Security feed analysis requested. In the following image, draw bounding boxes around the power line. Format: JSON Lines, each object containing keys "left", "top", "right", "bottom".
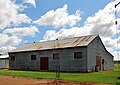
{"left": 101, "top": 21, "right": 114, "bottom": 36}
{"left": 114, "top": 1, "right": 120, "bottom": 79}
{"left": 0, "top": 27, "right": 7, "bottom": 33}
{"left": 101, "top": 0, "right": 119, "bottom": 37}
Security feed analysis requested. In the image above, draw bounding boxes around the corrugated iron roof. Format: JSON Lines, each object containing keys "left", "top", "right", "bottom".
{"left": 10, "top": 35, "right": 98, "bottom": 53}
{"left": 0, "top": 55, "right": 9, "bottom": 59}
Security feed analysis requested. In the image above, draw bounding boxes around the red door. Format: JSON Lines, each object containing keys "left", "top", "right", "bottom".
{"left": 96, "top": 56, "right": 101, "bottom": 67}
{"left": 40, "top": 57, "right": 49, "bottom": 70}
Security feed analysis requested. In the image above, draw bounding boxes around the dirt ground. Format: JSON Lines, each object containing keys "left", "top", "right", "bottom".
{"left": 0, "top": 76, "right": 110, "bottom": 85}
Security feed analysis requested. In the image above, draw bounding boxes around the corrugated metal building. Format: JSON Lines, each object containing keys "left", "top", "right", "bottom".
{"left": 9, "top": 35, "right": 114, "bottom": 72}
{"left": 0, "top": 54, "right": 9, "bottom": 69}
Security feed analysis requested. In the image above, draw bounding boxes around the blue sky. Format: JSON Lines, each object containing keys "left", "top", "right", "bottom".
{"left": 0, "top": 0, "right": 120, "bottom": 60}
{"left": 20, "top": 0, "right": 112, "bottom": 43}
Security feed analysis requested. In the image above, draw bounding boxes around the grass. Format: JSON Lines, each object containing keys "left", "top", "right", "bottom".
{"left": 62, "top": 71, "right": 120, "bottom": 84}
{"left": 0, "top": 65, "right": 120, "bottom": 84}
{"left": 114, "top": 64, "right": 119, "bottom": 71}
{"left": 0, "top": 70, "right": 120, "bottom": 84}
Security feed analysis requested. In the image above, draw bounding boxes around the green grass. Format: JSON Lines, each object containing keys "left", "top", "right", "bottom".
{"left": 0, "top": 65, "right": 120, "bottom": 84}
{"left": 114, "top": 64, "right": 119, "bottom": 71}
{"left": 0, "top": 70, "right": 56, "bottom": 79}
{"left": 0, "top": 70, "right": 120, "bottom": 84}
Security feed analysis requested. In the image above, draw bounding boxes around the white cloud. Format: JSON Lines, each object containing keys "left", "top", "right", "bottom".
{"left": 111, "top": 51, "right": 120, "bottom": 60}
{"left": 43, "top": 30, "right": 56, "bottom": 40}
{"left": 43, "top": 1, "right": 119, "bottom": 40}
{"left": 3, "top": 26, "right": 39, "bottom": 37}
{"left": 5, "top": 36, "right": 22, "bottom": 46}
{"left": 84, "top": 0, "right": 120, "bottom": 60}
{"left": 0, "top": 26, "right": 39, "bottom": 54}
{"left": 85, "top": 8, "right": 116, "bottom": 38}
{"left": 43, "top": 27, "right": 89, "bottom": 41}
{"left": 0, "top": 0, "right": 38, "bottom": 53}
{"left": 23, "top": 0, "right": 36, "bottom": 7}
{"left": 34, "top": 4, "right": 81, "bottom": 28}
{"left": 43, "top": 1, "right": 120, "bottom": 60}
{"left": 0, "top": 0, "right": 32, "bottom": 30}
{"left": 0, "top": 0, "right": 18, "bottom": 29}
{"left": 0, "top": 34, "right": 21, "bottom": 46}
{"left": 11, "top": 14, "right": 32, "bottom": 26}
{"left": 0, "top": 0, "right": 38, "bottom": 54}
{"left": 0, "top": 34, "right": 9, "bottom": 45}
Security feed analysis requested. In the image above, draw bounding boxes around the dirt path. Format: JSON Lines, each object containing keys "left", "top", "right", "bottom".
{"left": 0, "top": 76, "right": 51, "bottom": 85}
{"left": 0, "top": 76, "right": 110, "bottom": 85}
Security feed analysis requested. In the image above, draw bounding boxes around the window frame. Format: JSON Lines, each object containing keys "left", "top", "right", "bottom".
{"left": 10, "top": 56, "right": 15, "bottom": 61}
{"left": 31, "top": 55, "right": 36, "bottom": 60}
{"left": 74, "top": 52, "right": 82, "bottom": 59}
{"left": 53, "top": 53, "right": 59, "bottom": 60}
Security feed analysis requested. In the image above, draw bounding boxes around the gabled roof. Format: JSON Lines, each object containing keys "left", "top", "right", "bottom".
{"left": 10, "top": 35, "right": 98, "bottom": 53}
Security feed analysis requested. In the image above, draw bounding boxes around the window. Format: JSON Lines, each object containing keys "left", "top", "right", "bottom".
{"left": 11, "top": 56, "right": 15, "bottom": 61}
{"left": 31, "top": 55, "right": 36, "bottom": 60}
{"left": 74, "top": 52, "right": 82, "bottom": 59}
{"left": 53, "top": 53, "right": 59, "bottom": 60}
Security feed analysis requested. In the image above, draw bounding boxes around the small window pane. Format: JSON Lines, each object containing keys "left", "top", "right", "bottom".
{"left": 11, "top": 56, "right": 15, "bottom": 61}
{"left": 53, "top": 53, "right": 59, "bottom": 60}
{"left": 74, "top": 52, "right": 82, "bottom": 59}
{"left": 31, "top": 55, "right": 36, "bottom": 60}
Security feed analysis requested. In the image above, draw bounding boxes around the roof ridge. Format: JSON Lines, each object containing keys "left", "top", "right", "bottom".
{"left": 31, "top": 34, "right": 99, "bottom": 44}
{"left": 10, "top": 34, "right": 98, "bottom": 53}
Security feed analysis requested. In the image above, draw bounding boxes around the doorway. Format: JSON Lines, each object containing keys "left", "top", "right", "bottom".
{"left": 40, "top": 57, "right": 49, "bottom": 70}
{"left": 96, "top": 56, "right": 101, "bottom": 71}
{"left": 102, "top": 59, "right": 105, "bottom": 71}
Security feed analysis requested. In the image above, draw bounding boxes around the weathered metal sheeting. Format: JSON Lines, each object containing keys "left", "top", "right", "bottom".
{"left": 0, "top": 55, "right": 9, "bottom": 59}
{"left": 10, "top": 35, "right": 98, "bottom": 52}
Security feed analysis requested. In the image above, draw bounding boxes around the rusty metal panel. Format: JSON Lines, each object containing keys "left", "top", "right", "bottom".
{"left": 10, "top": 35, "right": 98, "bottom": 53}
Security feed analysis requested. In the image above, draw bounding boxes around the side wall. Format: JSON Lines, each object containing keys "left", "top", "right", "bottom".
{"left": 87, "top": 36, "right": 114, "bottom": 71}
{"left": 9, "top": 47, "right": 87, "bottom": 71}
{"left": 0, "top": 59, "right": 9, "bottom": 69}
{"left": 49, "top": 47, "right": 87, "bottom": 71}
{"left": 9, "top": 52, "right": 40, "bottom": 70}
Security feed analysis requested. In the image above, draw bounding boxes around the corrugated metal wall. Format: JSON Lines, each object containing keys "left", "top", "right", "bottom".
{"left": 9, "top": 36, "right": 113, "bottom": 72}
{"left": 87, "top": 36, "right": 114, "bottom": 72}
{"left": 9, "top": 47, "right": 87, "bottom": 71}
{"left": 0, "top": 59, "right": 9, "bottom": 69}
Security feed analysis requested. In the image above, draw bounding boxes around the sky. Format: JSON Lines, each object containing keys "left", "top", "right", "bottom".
{"left": 0, "top": 0, "right": 120, "bottom": 60}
